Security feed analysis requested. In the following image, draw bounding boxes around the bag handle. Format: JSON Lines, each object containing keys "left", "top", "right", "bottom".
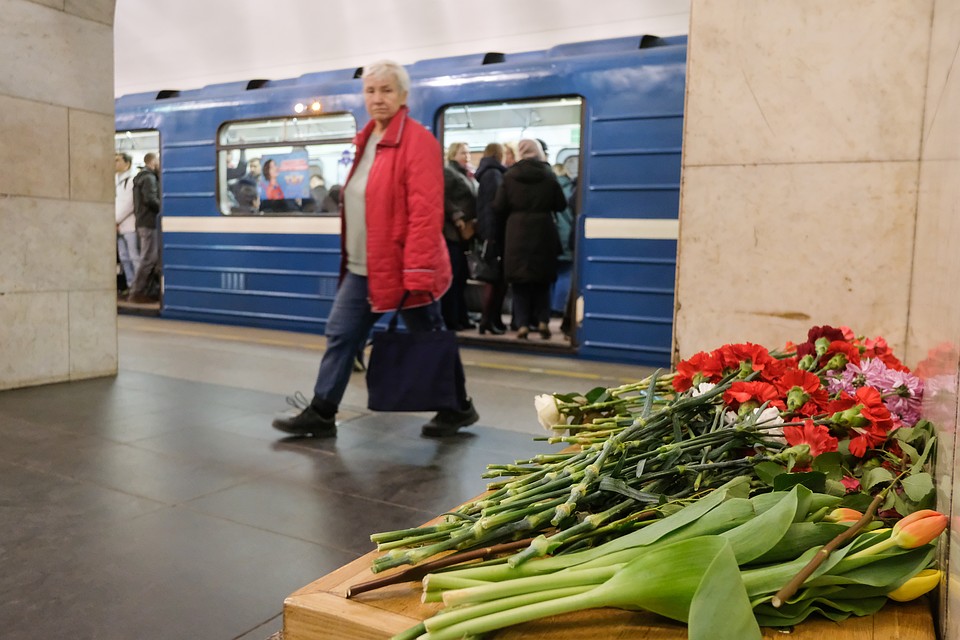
{"left": 384, "top": 291, "right": 439, "bottom": 332}
{"left": 385, "top": 292, "right": 411, "bottom": 332}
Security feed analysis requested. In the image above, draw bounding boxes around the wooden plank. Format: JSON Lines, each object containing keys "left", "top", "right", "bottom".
{"left": 285, "top": 545, "right": 937, "bottom": 640}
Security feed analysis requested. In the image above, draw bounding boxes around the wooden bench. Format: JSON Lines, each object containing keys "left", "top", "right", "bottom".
{"left": 284, "top": 539, "right": 937, "bottom": 640}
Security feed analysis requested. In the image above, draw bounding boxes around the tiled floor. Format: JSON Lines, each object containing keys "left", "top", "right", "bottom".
{"left": 0, "top": 316, "right": 649, "bottom": 640}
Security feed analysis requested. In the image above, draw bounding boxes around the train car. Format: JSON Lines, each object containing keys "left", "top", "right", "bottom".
{"left": 114, "top": 34, "right": 686, "bottom": 366}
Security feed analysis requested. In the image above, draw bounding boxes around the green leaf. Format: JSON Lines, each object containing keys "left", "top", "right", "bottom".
{"left": 897, "top": 440, "right": 922, "bottom": 467}
{"left": 812, "top": 452, "right": 843, "bottom": 481}
{"left": 774, "top": 471, "right": 826, "bottom": 493}
{"left": 910, "top": 436, "right": 937, "bottom": 475}
{"left": 688, "top": 540, "right": 761, "bottom": 640}
{"left": 583, "top": 387, "right": 608, "bottom": 404}
{"left": 862, "top": 467, "right": 894, "bottom": 490}
{"left": 824, "top": 479, "right": 846, "bottom": 497}
{"left": 901, "top": 472, "right": 935, "bottom": 504}
{"left": 892, "top": 427, "right": 916, "bottom": 443}
{"left": 840, "top": 492, "right": 875, "bottom": 512}
{"left": 754, "top": 461, "right": 786, "bottom": 487}
{"left": 750, "top": 522, "right": 850, "bottom": 564}
{"left": 720, "top": 489, "right": 800, "bottom": 564}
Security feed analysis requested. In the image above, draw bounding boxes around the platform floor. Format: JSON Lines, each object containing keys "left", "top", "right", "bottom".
{"left": 0, "top": 316, "right": 649, "bottom": 640}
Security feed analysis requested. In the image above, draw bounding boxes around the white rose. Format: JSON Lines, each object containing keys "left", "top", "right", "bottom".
{"left": 534, "top": 394, "right": 561, "bottom": 432}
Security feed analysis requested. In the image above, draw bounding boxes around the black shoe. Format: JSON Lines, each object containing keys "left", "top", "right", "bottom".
{"left": 272, "top": 393, "right": 336, "bottom": 437}
{"left": 421, "top": 398, "right": 479, "bottom": 437}
{"left": 538, "top": 322, "right": 552, "bottom": 340}
{"left": 478, "top": 322, "right": 505, "bottom": 336}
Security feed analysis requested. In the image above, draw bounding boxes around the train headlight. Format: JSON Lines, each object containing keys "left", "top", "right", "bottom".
{"left": 310, "top": 101, "right": 322, "bottom": 112}
{"left": 293, "top": 103, "right": 306, "bottom": 114}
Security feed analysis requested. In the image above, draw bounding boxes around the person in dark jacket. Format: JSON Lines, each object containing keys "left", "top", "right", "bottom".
{"left": 493, "top": 139, "right": 566, "bottom": 339}
{"left": 473, "top": 142, "right": 508, "bottom": 335}
{"left": 128, "top": 153, "right": 161, "bottom": 303}
{"left": 440, "top": 141, "right": 477, "bottom": 331}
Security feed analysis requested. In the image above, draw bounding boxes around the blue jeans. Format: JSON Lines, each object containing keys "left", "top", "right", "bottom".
{"left": 117, "top": 231, "right": 141, "bottom": 286}
{"left": 313, "top": 272, "right": 467, "bottom": 410}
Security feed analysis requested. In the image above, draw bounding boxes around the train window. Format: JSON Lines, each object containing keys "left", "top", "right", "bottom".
{"left": 439, "top": 97, "right": 583, "bottom": 169}
{"left": 216, "top": 113, "right": 357, "bottom": 216}
{"left": 115, "top": 130, "right": 160, "bottom": 172}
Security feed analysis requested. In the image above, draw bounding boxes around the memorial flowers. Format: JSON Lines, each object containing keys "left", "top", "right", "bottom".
{"left": 361, "top": 325, "right": 944, "bottom": 638}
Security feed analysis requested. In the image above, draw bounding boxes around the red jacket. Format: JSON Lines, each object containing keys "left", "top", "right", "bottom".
{"left": 340, "top": 106, "right": 451, "bottom": 312}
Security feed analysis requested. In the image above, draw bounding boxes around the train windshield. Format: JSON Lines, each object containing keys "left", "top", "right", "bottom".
{"left": 216, "top": 113, "right": 357, "bottom": 216}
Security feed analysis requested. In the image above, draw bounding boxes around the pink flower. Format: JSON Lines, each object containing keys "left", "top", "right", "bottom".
{"left": 840, "top": 476, "right": 861, "bottom": 493}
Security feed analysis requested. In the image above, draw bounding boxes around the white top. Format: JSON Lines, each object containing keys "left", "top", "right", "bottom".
{"left": 343, "top": 132, "right": 381, "bottom": 276}
{"left": 115, "top": 169, "right": 136, "bottom": 233}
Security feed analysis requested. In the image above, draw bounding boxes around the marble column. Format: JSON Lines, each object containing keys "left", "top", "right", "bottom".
{"left": 0, "top": 0, "right": 117, "bottom": 390}
{"left": 679, "top": 0, "right": 960, "bottom": 634}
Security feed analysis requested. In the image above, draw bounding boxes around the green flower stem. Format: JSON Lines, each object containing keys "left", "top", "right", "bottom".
{"left": 514, "top": 498, "right": 637, "bottom": 565}
{"left": 421, "top": 586, "right": 610, "bottom": 640}
{"left": 421, "top": 585, "right": 594, "bottom": 633}
{"left": 389, "top": 621, "right": 426, "bottom": 640}
{"left": 370, "top": 522, "right": 461, "bottom": 544}
{"left": 441, "top": 565, "right": 618, "bottom": 607}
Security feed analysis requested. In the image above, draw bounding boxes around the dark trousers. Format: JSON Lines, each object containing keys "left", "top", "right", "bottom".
{"left": 130, "top": 227, "right": 159, "bottom": 297}
{"left": 512, "top": 282, "right": 550, "bottom": 329}
{"left": 440, "top": 239, "right": 470, "bottom": 329}
{"left": 481, "top": 280, "right": 508, "bottom": 327}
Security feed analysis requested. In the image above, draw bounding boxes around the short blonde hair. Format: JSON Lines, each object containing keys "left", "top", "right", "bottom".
{"left": 363, "top": 60, "right": 410, "bottom": 95}
{"left": 446, "top": 141, "right": 469, "bottom": 163}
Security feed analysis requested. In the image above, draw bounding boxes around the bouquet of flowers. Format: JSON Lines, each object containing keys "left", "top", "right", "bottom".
{"left": 359, "top": 325, "right": 945, "bottom": 639}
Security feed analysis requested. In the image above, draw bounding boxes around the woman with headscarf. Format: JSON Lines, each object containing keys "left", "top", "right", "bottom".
{"left": 271, "top": 60, "right": 478, "bottom": 438}
{"left": 493, "top": 138, "right": 567, "bottom": 339}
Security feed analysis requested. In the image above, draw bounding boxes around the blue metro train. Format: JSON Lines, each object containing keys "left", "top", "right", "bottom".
{"left": 114, "top": 34, "right": 687, "bottom": 366}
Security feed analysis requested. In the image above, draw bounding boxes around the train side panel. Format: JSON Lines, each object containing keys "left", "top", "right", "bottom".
{"left": 115, "top": 37, "right": 686, "bottom": 366}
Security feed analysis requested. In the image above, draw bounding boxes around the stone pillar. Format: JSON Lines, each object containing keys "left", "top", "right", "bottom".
{"left": 0, "top": 0, "right": 117, "bottom": 390}
{"left": 676, "top": 1, "right": 932, "bottom": 357}
{"left": 679, "top": 0, "right": 960, "bottom": 634}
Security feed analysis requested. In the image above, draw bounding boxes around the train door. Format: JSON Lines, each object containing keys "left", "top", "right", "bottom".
{"left": 115, "top": 129, "right": 161, "bottom": 314}
{"left": 438, "top": 97, "right": 582, "bottom": 354}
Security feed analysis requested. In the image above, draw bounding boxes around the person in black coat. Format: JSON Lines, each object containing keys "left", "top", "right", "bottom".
{"left": 493, "top": 139, "right": 566, "bottom": 340}
{"left": 474, "top": 143, "right": 508, "bottom": 334}
{"left": 440, "top": 142, "right": 477, "bottom": 330}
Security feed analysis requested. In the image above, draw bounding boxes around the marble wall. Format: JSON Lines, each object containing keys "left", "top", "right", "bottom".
{"left": 676, "top": 0, "right": 931, "bottom": 358}
{"left": 907, "top": 0, "right": 960, "bottom": 635}
{"left": 680, "top": 0, "right": 960, "bottom": 633}
{"left": 0, "top": 0, "right": 117, "bottom": 390}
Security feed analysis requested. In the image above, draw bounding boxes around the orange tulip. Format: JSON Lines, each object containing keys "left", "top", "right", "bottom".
{"left": 891, "top": 510, "right": 948, "bottom": 549}
{"left": 824, "top": 508, "right": 863, "bottom": 524}
{"left": 849, "top": 510, "right": 948, "bottom": 560}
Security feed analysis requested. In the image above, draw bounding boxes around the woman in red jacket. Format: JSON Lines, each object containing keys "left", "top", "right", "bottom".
{"left": 272, "top": 60, "right": 478, "bottom": 438}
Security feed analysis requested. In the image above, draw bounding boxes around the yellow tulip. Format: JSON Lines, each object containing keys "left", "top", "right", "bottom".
{"left": 888, "top": 569, "right": 942, "bottom": 602}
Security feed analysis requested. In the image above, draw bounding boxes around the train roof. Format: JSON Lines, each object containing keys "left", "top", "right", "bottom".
{"left": 115, "top": 34, "right": 687, "bottom": 109}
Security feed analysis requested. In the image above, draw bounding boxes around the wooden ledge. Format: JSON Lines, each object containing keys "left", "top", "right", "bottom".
{"left": 283, "top": 547, "right": 937, "bottom": 640}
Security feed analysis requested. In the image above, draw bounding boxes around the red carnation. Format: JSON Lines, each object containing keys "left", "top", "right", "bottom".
{"left": 784, "top": 420, "right": 839, "bottom": 458}
{"left": 717, "top": 343, "right": 777, "bottom": 377}
{"left": 673, "top": 350, "right": 724, "bottom": 392}
{"left": 774, "top": 368, "right": 829, "bottom": 415}
{"left": 723, "top": 381, "right": 785, "bottom": 411}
